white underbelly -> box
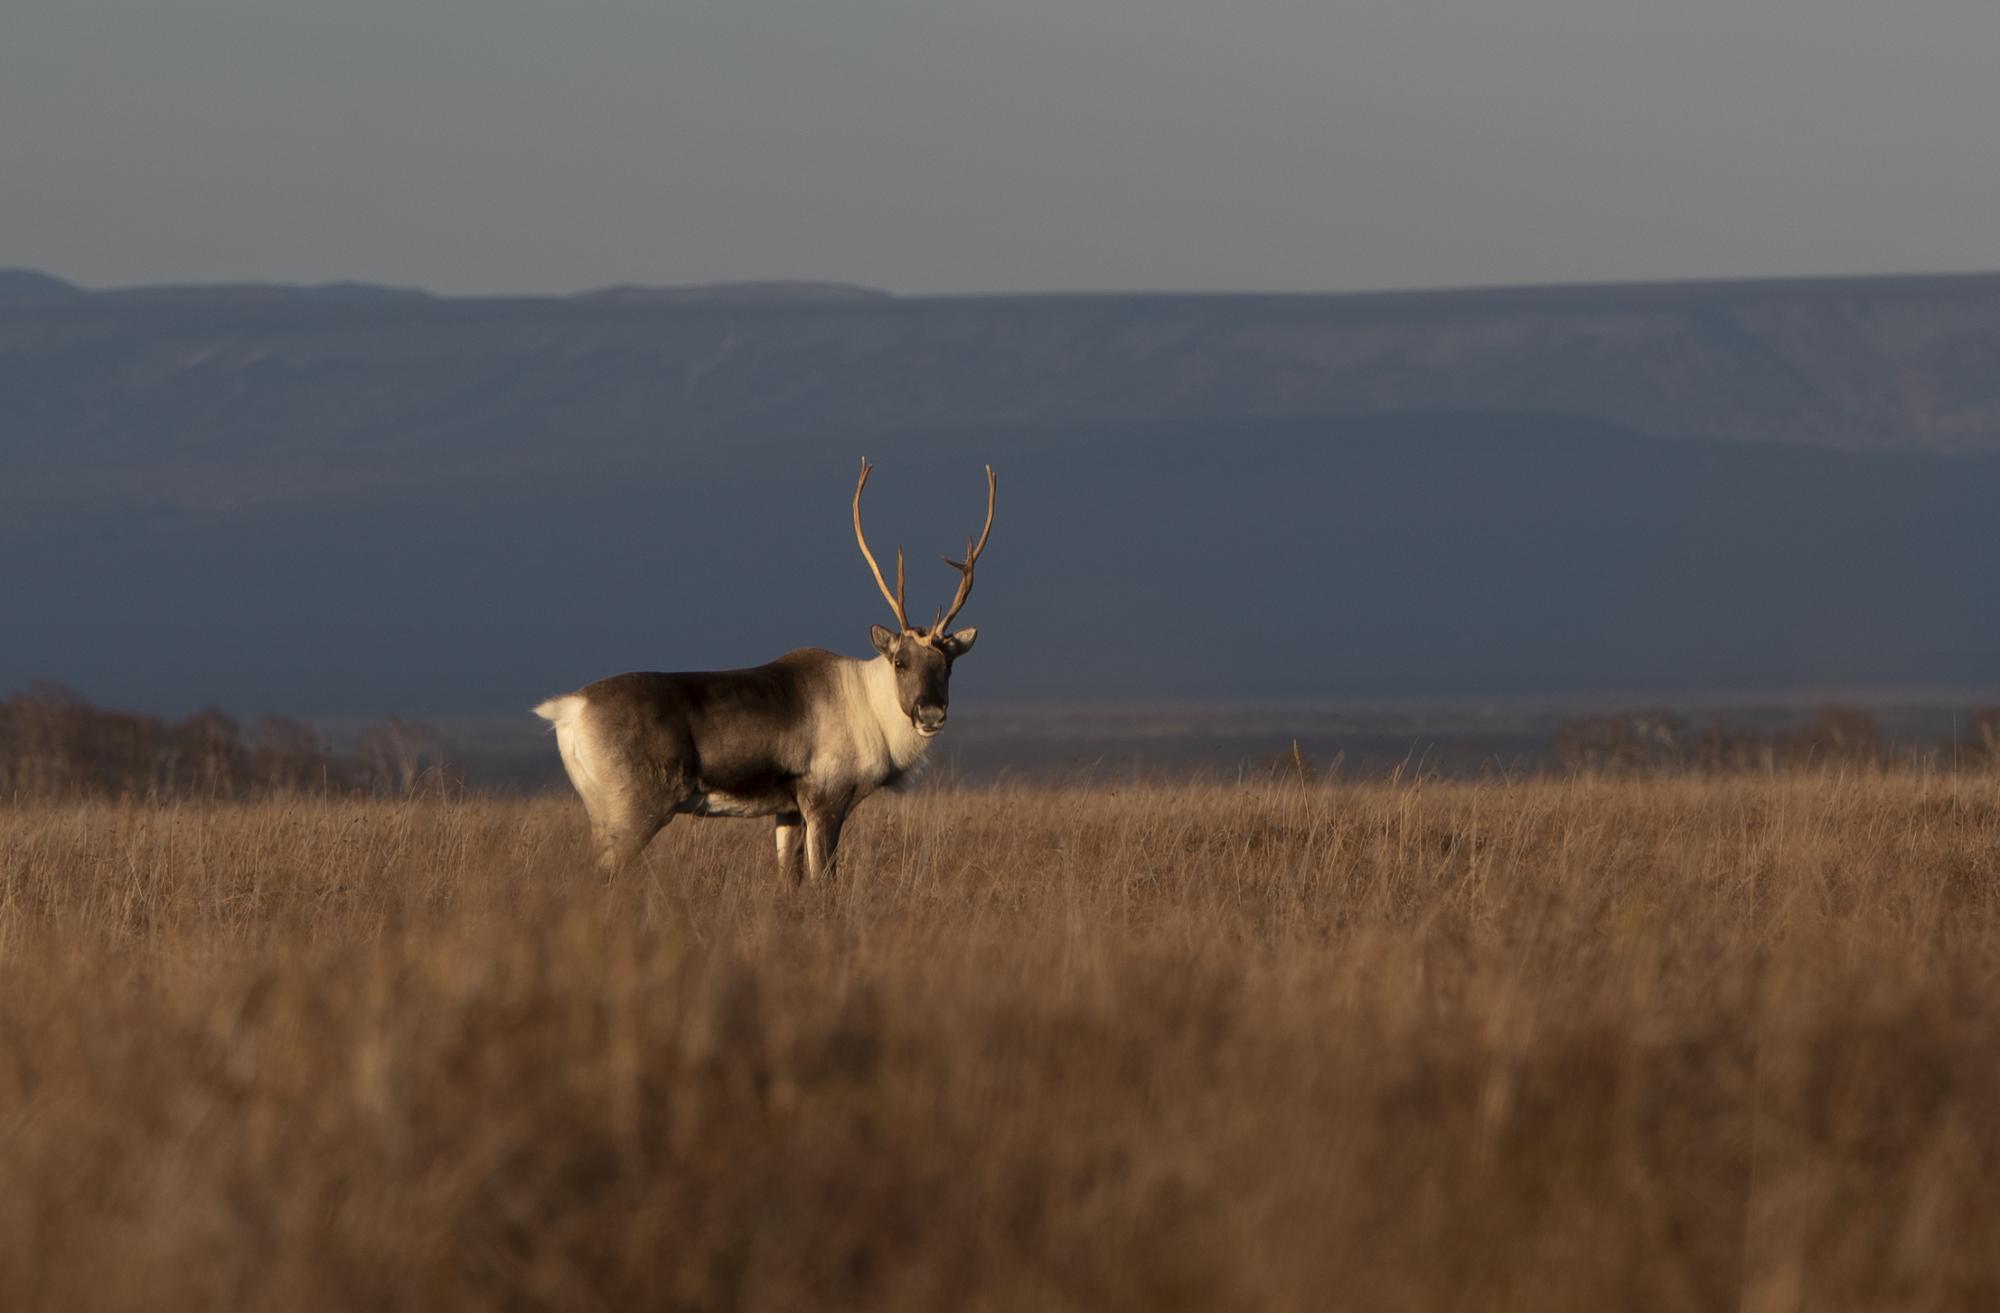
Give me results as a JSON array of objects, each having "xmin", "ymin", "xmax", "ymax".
[{"xmin": 679, "ymin": 790, "xmax": 791, "ymax": 819}]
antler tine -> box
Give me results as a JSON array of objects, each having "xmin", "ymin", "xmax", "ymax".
[
  {"xmin": 932, "ymin": 465, "xmax": 997, "ymax": 636},
  {"xmin": 853, "ymin": 458, "xmax": 911, "ymax": 630}
]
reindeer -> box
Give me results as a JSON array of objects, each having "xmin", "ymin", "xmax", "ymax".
[{"xmin": 534, "ymin": 460, "xmax": 995, "ymax": 879}]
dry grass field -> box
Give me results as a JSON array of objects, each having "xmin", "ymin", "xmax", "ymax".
[{"xmin": 1, "ymin": 773, "xmax": 1997, "ymax": 1311}]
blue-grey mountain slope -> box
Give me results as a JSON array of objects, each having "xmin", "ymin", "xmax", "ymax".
[{"xmin": 2, "ymin": 272, "xmax": 1997, "ymax": 715}]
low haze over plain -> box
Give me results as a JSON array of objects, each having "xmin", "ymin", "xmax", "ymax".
[{"xmin": 6, "ymin": 0, "xmax": 2000, "ymax": 296}]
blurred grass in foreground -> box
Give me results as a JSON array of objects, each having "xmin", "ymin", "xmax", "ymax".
[{"xmin": 0, "ymin": 775, "xmax": 1996, "ymax": 1311}]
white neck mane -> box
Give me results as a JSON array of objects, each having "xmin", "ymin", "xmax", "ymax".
[{"xmin": 855, "ymin": 654, "xmax": 934, "ymax": 775}]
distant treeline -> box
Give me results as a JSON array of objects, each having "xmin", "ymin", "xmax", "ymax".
[
  {"xmin": 0, "ymin": 685, "xmax": 445, "ymax": 801},
  {"xmin": 1549, "ymin": 704, "xmax": 2000, "ymax": 775},
  {"xmin": 11, "ymin": 687, "xmax": 2000, "ymax": 800}
]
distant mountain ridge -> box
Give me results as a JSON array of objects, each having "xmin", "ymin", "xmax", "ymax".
[
  {"xmin": 5, "ymin": 268, "xmax": 2000, "ymax": 507},
  {"xmin": 0, "ymin": 269, "xmax": 85, "ymax": 301},
  {"xmin": 0, "ymin": 269, "xmax": 892, "ymax": 305},
  {"xmin": 575, "ymin": 280, "xmax": 892, "ymax": 304},
  {"xmin": 3, "ymin": 266, "xmax": 1998, "ymax": 715}
]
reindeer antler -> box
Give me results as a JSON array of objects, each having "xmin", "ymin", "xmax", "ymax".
[
  {"xmin": 853, "ymin": 459, "xmax": 910, "ymax": 630},
  {"xmin": 931, "ymin": 465, "xmax": 996, "ymax": 637}
]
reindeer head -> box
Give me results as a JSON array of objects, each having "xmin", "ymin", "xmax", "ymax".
[{"xmin": 852, "ymin": 459, "xmax": 995, "ymax": 737}]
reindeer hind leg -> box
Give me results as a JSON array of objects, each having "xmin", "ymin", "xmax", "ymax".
[
  {"xmin": 774, "ymin": 812, "xmax": 805, "ymax": 883},
  {"xmin": 598, "ymin": 810, "xmax": 669, "ymax": 874}
]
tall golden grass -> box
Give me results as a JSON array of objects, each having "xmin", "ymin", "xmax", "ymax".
[{"xmin": 1, "ymin": 773, "xmax": 1996, "ymax": 1310}]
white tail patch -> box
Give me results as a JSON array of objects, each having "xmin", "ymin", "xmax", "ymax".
[{"xmin": 533, "ymin": 694, "xmax": 583, "ymax": 724}]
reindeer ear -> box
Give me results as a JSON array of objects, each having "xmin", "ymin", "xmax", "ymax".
[
  {"xmin": 939, "ymin": 627, "xmax": 978, "ymax": 657},
  {"xmin": 870, "ymin": 625, "xmax": 898, "ymax": 657}
]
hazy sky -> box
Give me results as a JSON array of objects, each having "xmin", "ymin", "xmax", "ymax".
[{"xmin": 7, "ymin": 0, "xmax": 1999, "ymax": 296}]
